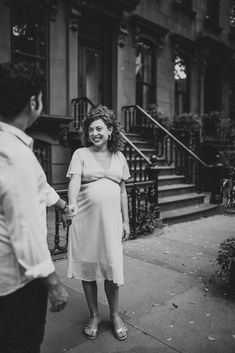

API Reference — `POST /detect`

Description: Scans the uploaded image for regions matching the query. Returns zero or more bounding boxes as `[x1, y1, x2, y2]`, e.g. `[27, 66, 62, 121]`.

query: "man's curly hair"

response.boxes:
[82, 105, 124, 153]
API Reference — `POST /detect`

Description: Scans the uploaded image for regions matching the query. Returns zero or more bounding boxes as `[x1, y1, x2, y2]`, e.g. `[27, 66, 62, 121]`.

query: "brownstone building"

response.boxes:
[0, 0, 234, 191]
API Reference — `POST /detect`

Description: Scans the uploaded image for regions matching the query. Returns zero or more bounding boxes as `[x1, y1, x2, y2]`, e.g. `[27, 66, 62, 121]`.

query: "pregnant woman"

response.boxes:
[67, 105, 130, 341]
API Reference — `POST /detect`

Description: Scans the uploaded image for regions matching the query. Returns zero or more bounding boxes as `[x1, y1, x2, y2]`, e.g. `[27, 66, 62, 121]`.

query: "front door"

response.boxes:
[77, 15, 112, 107]
[78, 43, 101, 105]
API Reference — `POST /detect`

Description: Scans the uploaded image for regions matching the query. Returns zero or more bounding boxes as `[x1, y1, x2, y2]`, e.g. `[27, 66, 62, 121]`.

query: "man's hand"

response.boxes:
[48, 282, 69, 312]
[42, 272, 69, 312]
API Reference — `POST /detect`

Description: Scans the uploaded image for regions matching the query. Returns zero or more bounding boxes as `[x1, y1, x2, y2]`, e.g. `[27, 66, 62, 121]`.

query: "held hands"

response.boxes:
[60, 204, 73, 228]
[122, 222, 130, 242]
[68, 204, 78, 217]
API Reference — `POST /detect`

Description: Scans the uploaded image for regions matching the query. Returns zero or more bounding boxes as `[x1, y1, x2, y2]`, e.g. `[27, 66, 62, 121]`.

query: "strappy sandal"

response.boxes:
[83, 313, 100, 340]
[110, 313, 128, 341]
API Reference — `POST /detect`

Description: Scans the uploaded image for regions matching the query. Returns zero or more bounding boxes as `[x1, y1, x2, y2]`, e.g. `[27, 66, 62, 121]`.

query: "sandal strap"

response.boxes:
[84, 325, 98, 334]
[116, 324, 127, 334]
[89, 313, 99, 317]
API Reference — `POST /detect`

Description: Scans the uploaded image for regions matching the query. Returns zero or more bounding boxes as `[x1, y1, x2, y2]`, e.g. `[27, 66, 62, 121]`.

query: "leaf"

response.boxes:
[207, 336, 216, 341]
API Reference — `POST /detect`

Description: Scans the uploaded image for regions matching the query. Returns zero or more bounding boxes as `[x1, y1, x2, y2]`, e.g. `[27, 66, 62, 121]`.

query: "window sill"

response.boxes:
[28, 114, 72, 133]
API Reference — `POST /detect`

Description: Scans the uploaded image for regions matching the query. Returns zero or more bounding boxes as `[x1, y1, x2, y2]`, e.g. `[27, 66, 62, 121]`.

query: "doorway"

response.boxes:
[78, 43, 101, 105]
[77, 17, 112, 107]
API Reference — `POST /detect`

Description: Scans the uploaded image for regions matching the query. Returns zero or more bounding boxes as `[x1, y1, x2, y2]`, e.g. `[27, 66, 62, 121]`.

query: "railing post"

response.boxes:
[209, 158, 224, 204]
[131, 184, 137, 238]
[145, 155, 161, 221]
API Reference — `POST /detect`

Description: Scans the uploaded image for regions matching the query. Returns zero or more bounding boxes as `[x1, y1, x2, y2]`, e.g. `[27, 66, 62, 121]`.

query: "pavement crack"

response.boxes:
[126, 321, 183, 353]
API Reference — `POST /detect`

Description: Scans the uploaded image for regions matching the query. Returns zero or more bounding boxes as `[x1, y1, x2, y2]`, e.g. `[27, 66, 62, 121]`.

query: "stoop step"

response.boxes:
[161, 203, 220, 224]
[158, 193, 205, 212]
[158, 183, 195, 197]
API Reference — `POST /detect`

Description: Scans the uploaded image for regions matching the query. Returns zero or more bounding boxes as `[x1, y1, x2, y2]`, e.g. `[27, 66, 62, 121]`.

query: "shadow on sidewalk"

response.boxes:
[41, 286, 88, 353]
[41, 285, 129, 353]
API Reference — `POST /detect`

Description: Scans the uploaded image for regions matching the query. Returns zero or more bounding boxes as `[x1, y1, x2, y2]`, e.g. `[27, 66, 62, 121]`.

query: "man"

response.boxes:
[0, 62, 71, 353]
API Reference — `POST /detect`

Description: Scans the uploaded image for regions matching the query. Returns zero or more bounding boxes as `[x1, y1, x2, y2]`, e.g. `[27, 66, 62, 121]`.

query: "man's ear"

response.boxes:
[29, 96, 36, 111]
[109, 126, 114, 134]
[30, 95, 39, 110]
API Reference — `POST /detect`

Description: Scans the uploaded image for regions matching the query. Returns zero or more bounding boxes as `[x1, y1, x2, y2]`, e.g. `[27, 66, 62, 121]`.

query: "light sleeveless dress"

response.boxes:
[66, 147, 130, 286]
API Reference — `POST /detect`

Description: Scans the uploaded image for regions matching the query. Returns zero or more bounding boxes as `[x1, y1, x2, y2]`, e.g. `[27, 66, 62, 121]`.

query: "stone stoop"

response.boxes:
[125, 132, 221, 224]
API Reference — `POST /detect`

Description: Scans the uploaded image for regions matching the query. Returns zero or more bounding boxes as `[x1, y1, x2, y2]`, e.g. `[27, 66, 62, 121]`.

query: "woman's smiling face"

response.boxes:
[88, 118, 113, 148]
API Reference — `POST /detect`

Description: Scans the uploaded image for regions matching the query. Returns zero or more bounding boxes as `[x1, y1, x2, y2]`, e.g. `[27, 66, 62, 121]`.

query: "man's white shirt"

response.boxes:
[0, 121, 59, 295]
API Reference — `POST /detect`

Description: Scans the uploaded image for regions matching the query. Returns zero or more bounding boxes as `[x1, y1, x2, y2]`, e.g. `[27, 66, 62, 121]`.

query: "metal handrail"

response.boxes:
[71, 96, 94, 106]
[125, 105, 208, 168]
[121, 132, 151, 165]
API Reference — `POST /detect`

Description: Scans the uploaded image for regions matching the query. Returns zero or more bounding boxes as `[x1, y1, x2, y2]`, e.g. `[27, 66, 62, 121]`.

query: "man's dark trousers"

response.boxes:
[0, 279, 48, 353]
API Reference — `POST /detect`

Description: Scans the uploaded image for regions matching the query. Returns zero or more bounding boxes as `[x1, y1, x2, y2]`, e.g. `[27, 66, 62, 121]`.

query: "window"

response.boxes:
[205, 0, 220, 26]
[174, 55, 190, 115]
[231, 0, 235, 27]
[135, 41, 155, 108]
[230, 0, 235, 38]
[11, 0, 48, 110]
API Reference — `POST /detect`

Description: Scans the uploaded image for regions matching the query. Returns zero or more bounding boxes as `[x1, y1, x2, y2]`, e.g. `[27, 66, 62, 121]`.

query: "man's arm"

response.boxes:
[44, 183, 72, 226]
[1, 159, 68, 312]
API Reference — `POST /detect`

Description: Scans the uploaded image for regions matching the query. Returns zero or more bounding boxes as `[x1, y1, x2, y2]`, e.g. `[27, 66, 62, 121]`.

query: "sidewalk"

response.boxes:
[42, 214, 235, 353]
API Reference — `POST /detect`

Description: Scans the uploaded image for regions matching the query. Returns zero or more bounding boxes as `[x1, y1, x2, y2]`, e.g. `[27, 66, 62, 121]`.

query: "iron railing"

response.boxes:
[122, 105, 208, 191]
[121, 132, 151, 182]
[71, 96, 94, 130]
[47, 190, 69, 256]
[126, 178, 159, 237]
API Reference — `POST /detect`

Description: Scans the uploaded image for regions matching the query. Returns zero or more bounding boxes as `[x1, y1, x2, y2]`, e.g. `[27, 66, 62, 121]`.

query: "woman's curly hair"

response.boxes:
[82, 105, 124, 153]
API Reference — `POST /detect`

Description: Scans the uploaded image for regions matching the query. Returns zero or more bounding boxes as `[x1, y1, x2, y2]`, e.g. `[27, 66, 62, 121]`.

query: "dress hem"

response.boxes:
[67, 273, 124, 287]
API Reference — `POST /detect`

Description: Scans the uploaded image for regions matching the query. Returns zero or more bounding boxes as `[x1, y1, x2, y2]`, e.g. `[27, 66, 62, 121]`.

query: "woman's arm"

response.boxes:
[68, 174, 81, 215]
[120, 180, 130, 241]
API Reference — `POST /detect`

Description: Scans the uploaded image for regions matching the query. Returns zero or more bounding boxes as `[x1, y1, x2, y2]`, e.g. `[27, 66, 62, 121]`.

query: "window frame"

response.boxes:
[135, 39, 156, 109]
[174, 54, 191, 115]
[11, 0, 49, 111]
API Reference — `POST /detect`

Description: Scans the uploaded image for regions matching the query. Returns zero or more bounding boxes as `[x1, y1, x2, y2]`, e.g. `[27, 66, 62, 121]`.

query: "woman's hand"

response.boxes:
[122, 222, 130, 241]
[68, 204, 78, 217]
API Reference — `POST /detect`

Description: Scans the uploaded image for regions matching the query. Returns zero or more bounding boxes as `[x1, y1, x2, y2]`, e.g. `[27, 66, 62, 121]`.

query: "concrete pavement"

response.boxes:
[42, 214, 235, 353]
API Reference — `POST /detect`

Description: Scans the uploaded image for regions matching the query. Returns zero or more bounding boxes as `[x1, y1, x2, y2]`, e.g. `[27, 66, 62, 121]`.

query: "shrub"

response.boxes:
[216, 237, 235, 281]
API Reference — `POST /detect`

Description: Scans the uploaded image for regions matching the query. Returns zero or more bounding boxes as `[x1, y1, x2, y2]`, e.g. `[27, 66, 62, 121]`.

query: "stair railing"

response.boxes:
[71, 97, 94, 130]
[47, 189, 69, 257]
[122, 105, 208, 191]
[121, 132, 151, 182]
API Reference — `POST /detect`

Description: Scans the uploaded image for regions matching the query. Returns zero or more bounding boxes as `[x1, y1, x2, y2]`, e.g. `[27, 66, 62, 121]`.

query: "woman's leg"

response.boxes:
[104, 279, 119, 315]
[104, 280, 127, 340]
[82, 280, 99, 339]
[82, 280, 98, 315]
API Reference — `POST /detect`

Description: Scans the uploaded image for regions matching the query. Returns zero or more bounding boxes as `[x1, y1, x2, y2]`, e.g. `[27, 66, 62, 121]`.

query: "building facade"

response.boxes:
[0, 0, 234, 189]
